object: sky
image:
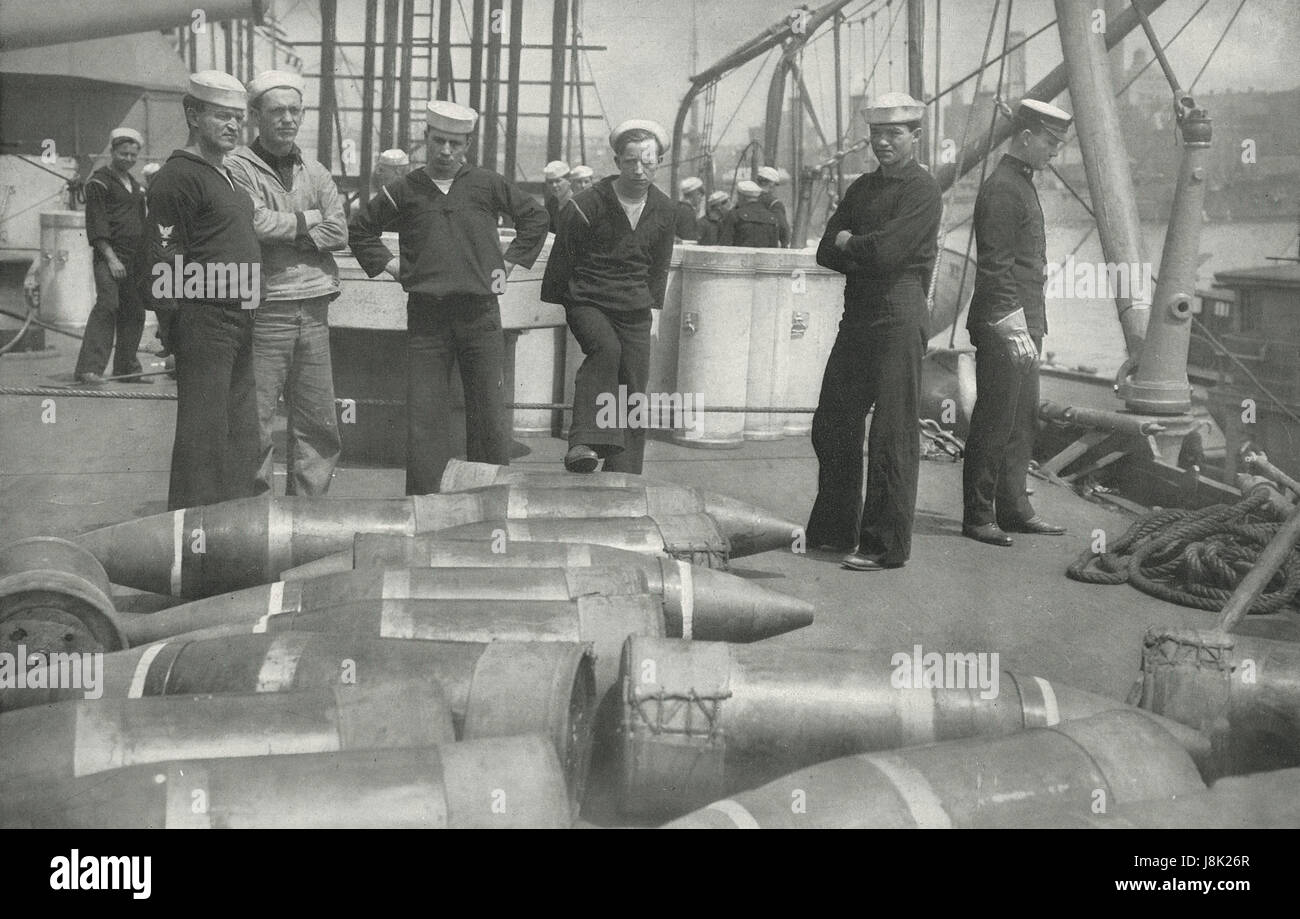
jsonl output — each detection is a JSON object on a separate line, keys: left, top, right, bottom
{"left": 294, "top": 0, "right": 1299, "bottom": 169}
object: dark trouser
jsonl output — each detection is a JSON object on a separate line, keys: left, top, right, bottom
{"left": 566, "top": 303, "right": 652, "bottom": 474}
{"left": 168, "top": 301, "right": 260, "bottom": 511}
{"left": 75, "top": 251, "right": 146, "bottom": 378}
{"left": 807, "top": 278, "right": 925, "bottom": 565}
{"left": 405, "top": 294, "right": 509, "bottom": 495}
{"left": 252, "top": 297, "right": 341, "bottom": 497}
{"left": 962, "top": 329, "right": 1042, "bottom": 528}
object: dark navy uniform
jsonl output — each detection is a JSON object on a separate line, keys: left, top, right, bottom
{"left": 542, "top": 176, "right": 676, "bottom": 474}
{"left": 350, "top": 162, "right": 549, "bottom": 494}
{"left": 75, "top": 165, "right": 147, "bottom": 379}
{"left": 806, "top": 158, "right": 942, "bottom": 564}
{"left": 962, "top": 154, "right": 1048, "bottom": 529}
{"left": 696, "top": 214, "right": 723, "bottom": 245}
{"left": 673, "top": 199, "right": 699, "bottom": 241}
{"left": 767, "top": 198, "right": 791, "bottom": 248}
{"left": 146, "top": 150, "right": 262, "bottom": 511}
{"left": 718, "top": 199, "right": 781, "bottom": 248}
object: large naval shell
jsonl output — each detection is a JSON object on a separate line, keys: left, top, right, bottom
{"left": 115, "top": 565, "right": 651, "bottom": 645}
{"left": 660, "top": 710, "right": 1206, "bottom": 828}
{"left": 0, "top": 633, "right": 597, "bottom": 807}
{"left": 616, "top": 637, "right": 1209, "bottom": 818}
{"left": 1138, "top": 627, "right": 1300, "bottom": 780}
{"left": 1016, "top": 766, "right": 1300, "bottom": 828}
{"left": 280, "top": 534, "right": 814, "bottom": 641}
{"left": 0, "top": 678, "right": 454, "bottom": 784}
{"left": 0, "top": 537, "right": 126, "bottom": 654}
{"left": 0, "top": 735, "right": 573, "bottom": 829}
{"left": 438, "top": 460, "right": 804, "bottom": 556}
{"left": 75, "top": 493, "right": 750, "bottom": 597}
{"left": 258, "top": 594, "right": 666, "bottom": 695}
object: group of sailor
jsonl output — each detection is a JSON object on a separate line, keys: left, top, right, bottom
{"left": 76, "top": 68, "right": 1074, "bottom": 575}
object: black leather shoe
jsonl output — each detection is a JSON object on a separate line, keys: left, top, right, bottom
{"left": 841, "top": 550, "right": 904, "bottom": 571}
{"left": 563, "top": 445, "right": 599, "bottom": 474}
{"left": 962, "top": 523, "right": 1013, "bottom": 547}
{"left": 1001, "top": 516, "right": 1066, "bottom": 535}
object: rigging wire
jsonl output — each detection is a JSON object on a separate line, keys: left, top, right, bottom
{"left": 1189, "top": 0, "right": 1249, "bottom": 92}
{"left": 934, "top": 0, "right": 1003, "bottom": 347}
{"left": 1115, "top": 0, "right": 1211, "bottom": 97}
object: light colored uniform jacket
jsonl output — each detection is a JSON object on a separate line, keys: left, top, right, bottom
{"left": 226, "top": 145, "right": 347, "bottom": 303}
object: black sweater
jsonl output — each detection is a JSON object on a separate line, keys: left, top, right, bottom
{"left": 541, "top": 176, "right": 675, "bottom": 312}
{"left": 145, "top": 150, "right": 260, "bottom": 306}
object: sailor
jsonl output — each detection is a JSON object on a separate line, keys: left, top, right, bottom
{"left": 140, "top": 162, "right": 162, "bottom": 188}
{"left": 349, "top": 100, "right": 549, "bottom": 494}
{"left": 145, "top": 71, "right": 262, "bottom": 511}
{"left": 756, "top": 165, "right": 791, "bottom": 247}
{"left": 675, "top": 176, "right": 704, "bottom": 241}
{"left": 696, "top": 190, "right": 730, "bottom": 245}
{"left": 806, "top": 91, "right": 942, "bottom": 571}
{"left": 568, "top": 164, "right": 594, "bottom": 193}
{"left": 73, "top": 127, "right": 148, "bottom": 385}
{"left": 961, "top": 99, "right": 1073, "bottom": 546}
{"left": 226, "top": 70, "right": 348, "bottom": 497}
{"left": 543, "top": 159, "right": 572, "bottom": 232}
{"left": 373, "top": 148, "right": 411, "bottom": 190}
{"left": 542, "top": 118, "right": 676, "bottom": 475}
{"left": 718, "top": 180, "right": 780, "bottom": 247}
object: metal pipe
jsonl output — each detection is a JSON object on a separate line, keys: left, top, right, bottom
{"left": 504, "top": 0, "right": 524, "bottom": 181}
{"left": 0, "top": 0, "right": 262, "bottom": 51}
{"left": 316, "top": 0, "right": 337, "bottom": 169}
{"left": 1215, "top": 499, "right": 1300, "bottom": 632}
{"left": 437, "top": 0, "right": 454, "bottom": 99}
{"left": 398, "top": 0, "right": 415, "bottom": 150}
{"left": 359, "top": 0, "right": 379, "bottom": 196}
{"left": 546, "top": 0, "right": 569, "bottom": 163}
{"left": 483, "top": 0, "right": 504, "bottom": 171}
{"left": 1054, "top": 0, "right": 1150, "bottom": 358}
{"left": 379, "top": 0, "right": 400, "bottom": 150}
{"left": 1117, "top": 101, "right": 1210, "bottom": 411}
{"left": 907, "top": 0, "right": 925, "bottom": 165}
{"left": 469, "top": 0, "right": 486, "bottom": 163}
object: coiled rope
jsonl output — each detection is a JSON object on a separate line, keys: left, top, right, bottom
{"left": 1066, "top": 493, "right": 1300, "bottom": 615}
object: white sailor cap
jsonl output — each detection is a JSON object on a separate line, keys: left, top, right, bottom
{"left": 426, "top": 100, "right": 479, "bottom": 135}
{"left": 756, "top": 166, "right": 781, "bottom": 185}
{"left": 187, "top": 70, "right": 247, "bottom": 109}
{"left": 863, "top": 91, "right": 925, "bottom": 125}
{"left": 377, "top": 148, "right": 410, "bottom": 167}
{"left": 141, "top": 162, "right": 162, "bottom": 178}
{"left": 246, "top": 69, "right": 306, "bottom": 104}
{"left": 543, "top": 160, "right": 571, "bottom": 181}
{"left": 736, "top": 180, "right": 762, "bottom": 198}
{"left": 679, "top": 176, "right": 704, "bottom": 194}
{"left": 1015, "top": 99, "right": 1073, "bottom": 141}
{"left": 568, "top": 164, "right": 594, "bottom": 180}
{"left": 609, "top": 119, "right": 670, "bottom": 154}
{"left": 109, "top": 127, "right": 144, "bottom": 147}
{"left": 706, "top": 190, "right": 730, "bottom": 206}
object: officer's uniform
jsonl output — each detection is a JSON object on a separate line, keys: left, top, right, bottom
{"left": 962, "top": 101, "right": 1073, "bottom": 535}
{"left": 349, "top": 100, "right": 549, "bottom": 495}
{"left": 145, "top": 72, "right": 262, "bottom": 511}
{"left": 719, "top": 183, "right": 781, "bottom": 247}
{"left": 75, "top": 130, "right": 147, "bottom": 382}
{"left": 806, "top": 94, "right": 942, "bottom": 568}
